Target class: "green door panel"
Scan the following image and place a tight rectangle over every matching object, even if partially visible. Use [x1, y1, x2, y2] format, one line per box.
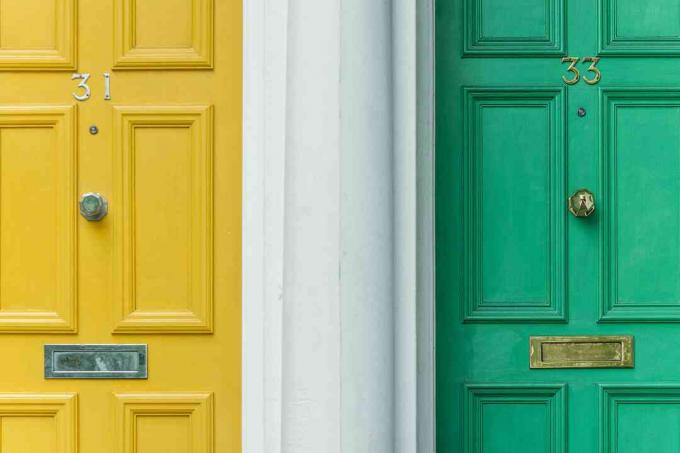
[464, 88, 566, 321]
[436, 0, 680, 452]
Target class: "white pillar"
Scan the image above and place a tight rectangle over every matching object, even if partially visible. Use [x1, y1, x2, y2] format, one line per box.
[283, 0, 396, 452]
[282, 0, 342, 451]
[340, 0, 395, 452]
[244, 0, 434, 451]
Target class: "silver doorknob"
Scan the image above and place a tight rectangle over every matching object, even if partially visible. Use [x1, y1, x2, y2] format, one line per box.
[568, 189, 595, 218]
[79, 192, 108, 221]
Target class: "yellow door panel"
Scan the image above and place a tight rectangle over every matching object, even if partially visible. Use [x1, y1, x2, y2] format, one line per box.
[113, 106, 213, 333]
[0, 0, 241, 451]
[0, 107, 76, 332]
[0, 0, 77, 70]
[0, 393, 77, 453]
[113, 0, 214, 69]
[115, 393, 213, 453]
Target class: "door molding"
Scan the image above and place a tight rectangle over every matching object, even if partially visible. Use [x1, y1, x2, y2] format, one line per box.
[242, 0, 435, 451]
[414, 0, 436, 450]
[242, 0, 287, 451]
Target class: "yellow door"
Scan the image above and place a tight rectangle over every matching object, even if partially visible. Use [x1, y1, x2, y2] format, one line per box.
[0, 0, 241, 452]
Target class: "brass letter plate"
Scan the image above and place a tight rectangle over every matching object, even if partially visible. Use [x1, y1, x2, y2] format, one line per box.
[530, 336, 633, 369]
[44, 344, 147, 379]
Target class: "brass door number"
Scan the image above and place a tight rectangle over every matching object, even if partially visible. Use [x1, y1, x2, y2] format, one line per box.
[561, 57, 601, 85]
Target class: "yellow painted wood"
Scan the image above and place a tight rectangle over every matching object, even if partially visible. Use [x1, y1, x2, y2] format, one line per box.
[0, 393, 77, 453]
[0, 0, 241, 451]
[113, 0, 214, 69]
[0, 0, 77, 70]
[115, 393, 213, 453]
[0, 106, 77, 331]
[113, 107, 214, 333]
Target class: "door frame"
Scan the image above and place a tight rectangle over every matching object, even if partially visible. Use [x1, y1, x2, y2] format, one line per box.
[242, 0, 436, 451]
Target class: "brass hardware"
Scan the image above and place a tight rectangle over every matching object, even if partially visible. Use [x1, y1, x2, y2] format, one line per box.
[530, 336, 634, 369]
[582, 57, 602, 85]
[79, 192, 108, 221]
[561, 56, 580, 85]
[561, 57, 602, 85]
[568, 188, 595, 217]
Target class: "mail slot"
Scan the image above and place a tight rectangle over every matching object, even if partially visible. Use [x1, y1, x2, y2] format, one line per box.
[529, 336, 634, 369]
[44, 344, 147, 379]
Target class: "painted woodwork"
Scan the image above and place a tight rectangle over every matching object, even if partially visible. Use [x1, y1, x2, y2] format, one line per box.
[438, 0, 680, 451]
[0, 0, 241, 451]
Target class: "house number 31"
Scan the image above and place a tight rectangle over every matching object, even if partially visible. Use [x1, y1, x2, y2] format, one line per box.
[561, 57, 601, 85]
[72, 73, 112, 101]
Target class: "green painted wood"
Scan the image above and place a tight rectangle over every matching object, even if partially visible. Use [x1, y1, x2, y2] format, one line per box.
[436, 0, 680, 451]
[601, 386, 680, 452]
[464, 0, 565, 55]
[600, 0, 680, 55]
[463, 88, 566, 321]
[465, 385, 566, 453]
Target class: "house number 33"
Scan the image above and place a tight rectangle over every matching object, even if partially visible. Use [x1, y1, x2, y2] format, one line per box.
[72, 73, 112, 101]
[561, 57, 601, 85]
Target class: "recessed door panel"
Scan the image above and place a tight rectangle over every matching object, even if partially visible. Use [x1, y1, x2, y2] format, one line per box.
[464, 0, 564, 55]
[601, 0, 680, 54]
[602, 386, 680, 453]
[0, 107, 76, 332]
[0, 393, 76, 453]
[113, 107, 213, 333]
[465, 385, 566, 453]
[0, 0, 76, 70]
[115, 393, 213, 453]
[113, 0, 214, 68]
[602, 91, 680, 321]
[464, 89, 566, 322]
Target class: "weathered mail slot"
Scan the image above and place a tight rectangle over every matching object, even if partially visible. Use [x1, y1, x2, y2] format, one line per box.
[44, 344, 147, 379]
[530, 336, 633, 369]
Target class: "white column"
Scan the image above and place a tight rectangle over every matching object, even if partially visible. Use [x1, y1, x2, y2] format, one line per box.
[340, 0, 395, 452]
[282, 0, 342, 451]
[244, 0, 435, 451]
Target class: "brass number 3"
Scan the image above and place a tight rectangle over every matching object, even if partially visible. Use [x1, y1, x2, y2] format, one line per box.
[561, 56, 601, 85]
[561, 57, 580, 85]
[582, 57, 601, 85]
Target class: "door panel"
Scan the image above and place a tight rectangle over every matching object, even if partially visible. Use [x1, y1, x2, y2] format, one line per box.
[600, 0, 680, 55]
[113, 0, 213, 68]
[0, 107, 76, 331]
[465, 385, 566, 453]
[464, 0, 564, 55]
[601, 386, 680, 453]
[0, 0, 240, 452]
[0, 393, 77, 453]
[601, 91, 680, 320]
[113, 106, 213, 333]
[438, 0, 680, 452]
[464, 89, 566, 321]
[0, 0, 76, 70]
[115, 392, 213, 453]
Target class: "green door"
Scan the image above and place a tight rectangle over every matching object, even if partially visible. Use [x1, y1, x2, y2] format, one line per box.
[436, 0, 680, 452]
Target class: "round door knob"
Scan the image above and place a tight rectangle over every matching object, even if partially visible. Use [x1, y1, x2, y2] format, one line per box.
[568, 189, 595, 218]
[79, 192, 108, 221]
